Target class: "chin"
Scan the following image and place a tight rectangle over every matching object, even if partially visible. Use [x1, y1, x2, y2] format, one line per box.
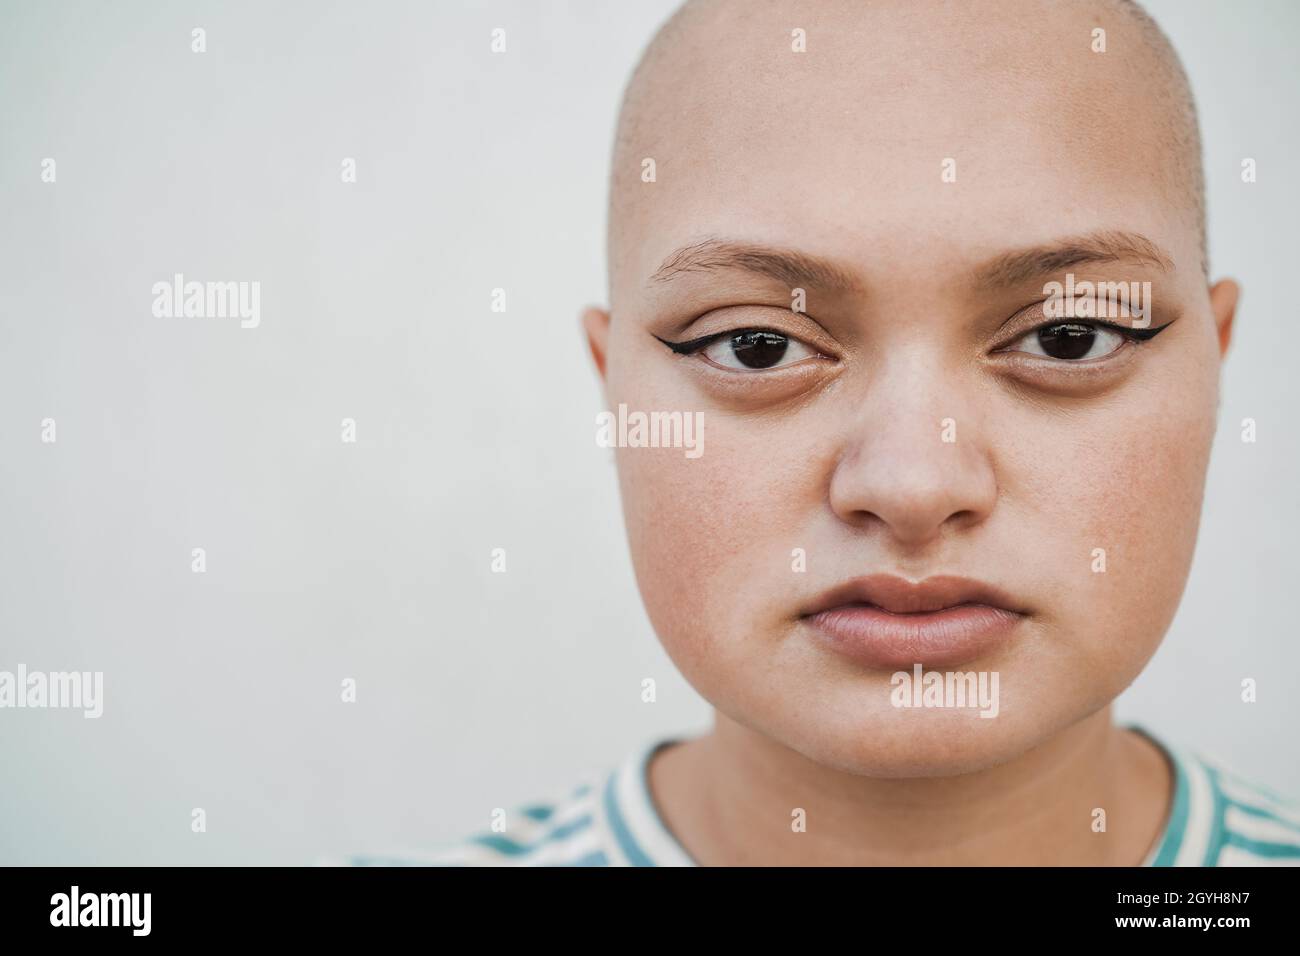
[750, 696, 1086, 779]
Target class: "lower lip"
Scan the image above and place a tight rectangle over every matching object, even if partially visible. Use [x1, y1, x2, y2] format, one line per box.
[804, 604, 1023, 670]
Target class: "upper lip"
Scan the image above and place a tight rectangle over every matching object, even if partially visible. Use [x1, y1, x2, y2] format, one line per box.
[800, 573, 1028, 617]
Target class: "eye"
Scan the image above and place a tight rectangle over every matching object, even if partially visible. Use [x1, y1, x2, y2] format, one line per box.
[1003, 321, 1130, 362]
[703, 330, 818, 370]
[656, 328, 822, 371]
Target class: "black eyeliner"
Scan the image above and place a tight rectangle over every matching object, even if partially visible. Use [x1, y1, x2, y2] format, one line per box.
[653, 330, 733, 354]
[1070, 318, 1176, 341]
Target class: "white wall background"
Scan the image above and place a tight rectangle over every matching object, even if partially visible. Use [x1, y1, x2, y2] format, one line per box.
[0, 0, 1295, 864]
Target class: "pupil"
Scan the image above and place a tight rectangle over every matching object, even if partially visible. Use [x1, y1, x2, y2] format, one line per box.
[1037, 323, 1095, 360]
[731, 331, 789, 369]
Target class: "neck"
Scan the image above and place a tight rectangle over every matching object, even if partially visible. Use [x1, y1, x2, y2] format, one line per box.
[649, 706, 1172, 866]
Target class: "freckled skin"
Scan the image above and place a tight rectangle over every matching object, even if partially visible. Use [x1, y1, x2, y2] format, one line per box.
[586, 0, 1236, 784]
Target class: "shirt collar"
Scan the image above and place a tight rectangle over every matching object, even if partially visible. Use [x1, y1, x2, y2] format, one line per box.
[601, 737, 697, 866]
[1127, 721, 1215, 866]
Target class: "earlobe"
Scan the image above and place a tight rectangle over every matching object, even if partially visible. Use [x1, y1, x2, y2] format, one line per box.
[1208, 279, 1240, 358]
[581, 305, 612, 381]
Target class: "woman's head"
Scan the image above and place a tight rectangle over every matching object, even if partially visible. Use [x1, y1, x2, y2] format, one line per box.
[583, 0, 1238, 776]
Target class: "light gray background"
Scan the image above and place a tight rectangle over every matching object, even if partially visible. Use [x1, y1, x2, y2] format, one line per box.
[0, 0, 1296, 864]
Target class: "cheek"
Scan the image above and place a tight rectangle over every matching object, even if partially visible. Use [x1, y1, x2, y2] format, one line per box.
[606, 342, 825, 681]
[616, 411, 815, 672]
[1015, 351, 1219, 690]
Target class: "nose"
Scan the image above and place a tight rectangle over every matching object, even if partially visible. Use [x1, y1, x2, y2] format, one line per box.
[827, 371, 997, 550]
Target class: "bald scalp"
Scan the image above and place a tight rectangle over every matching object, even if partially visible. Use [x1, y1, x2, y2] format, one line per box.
[605, 0, 1207, 299]
[1112, 0, 1206, 258]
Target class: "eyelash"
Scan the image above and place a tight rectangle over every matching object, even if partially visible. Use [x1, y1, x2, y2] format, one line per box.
[655, 330, 771, 355]
[996, 317, 1172, 357]
[653, 328, 825, 372]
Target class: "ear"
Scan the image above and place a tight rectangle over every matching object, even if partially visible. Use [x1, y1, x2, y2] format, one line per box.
[581, 305, 612, 383]
[1208, 278, 1239, 359]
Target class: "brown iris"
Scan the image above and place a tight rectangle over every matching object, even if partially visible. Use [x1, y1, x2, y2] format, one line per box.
[730, 331, 790, 369]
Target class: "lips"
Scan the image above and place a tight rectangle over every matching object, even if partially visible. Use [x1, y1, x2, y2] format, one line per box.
[800, 573, 1027, 670]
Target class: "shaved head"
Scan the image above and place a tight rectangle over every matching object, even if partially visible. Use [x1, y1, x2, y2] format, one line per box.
[605, 0, 1207, 307]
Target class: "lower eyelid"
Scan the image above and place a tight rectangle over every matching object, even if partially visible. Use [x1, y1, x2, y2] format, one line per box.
[700, 353, 832, 374]
[991, 340, 1142, 379]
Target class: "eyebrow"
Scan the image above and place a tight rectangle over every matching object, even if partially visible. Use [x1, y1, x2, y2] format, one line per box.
[647, 229, 1176, 294]
[973, 230, 1176, 288]
[649, 237, 861, 291]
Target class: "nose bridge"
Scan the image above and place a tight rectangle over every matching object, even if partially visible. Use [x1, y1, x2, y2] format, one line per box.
[828, 349, 995, 546]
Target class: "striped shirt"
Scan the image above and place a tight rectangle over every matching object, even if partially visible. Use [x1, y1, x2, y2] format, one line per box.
[342, 723, 1300, 866]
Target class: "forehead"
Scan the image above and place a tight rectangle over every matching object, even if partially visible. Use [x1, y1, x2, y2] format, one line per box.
[616, 0, 1193, 297]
